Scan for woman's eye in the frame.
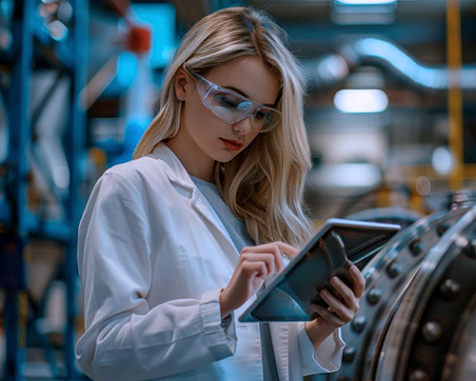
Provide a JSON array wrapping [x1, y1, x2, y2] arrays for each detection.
[[214, 94, 240, 108], [255, 110, 267, 120]]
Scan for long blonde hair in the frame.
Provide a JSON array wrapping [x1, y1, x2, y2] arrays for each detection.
[[134, 7, 313, 247]]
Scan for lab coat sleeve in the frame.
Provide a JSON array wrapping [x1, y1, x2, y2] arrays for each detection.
[[297, 322, 345, 375], [75, 172, 237, 380]]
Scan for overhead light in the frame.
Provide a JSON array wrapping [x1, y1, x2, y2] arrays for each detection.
[[334, 89, 388, 113], [432, 146, 454, 175], [332, 0, 397, 24], [335, 0, 397, 5], [310, 163, 382, 195]]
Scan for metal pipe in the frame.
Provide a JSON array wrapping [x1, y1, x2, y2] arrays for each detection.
[[304, 37, 476, 91]]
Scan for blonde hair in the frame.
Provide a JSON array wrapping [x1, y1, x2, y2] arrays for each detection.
[[134, 7, 313, 247]]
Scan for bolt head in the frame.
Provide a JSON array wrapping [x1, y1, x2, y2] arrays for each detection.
[[409, 239, 423, 256], [342, 347, 356, 363], [439, 279, 460, 301], [386, 262, 402, 278], [422, 321, 442, 344], [366, 288, 382, 305], [409, 368, 429, 381], [351, 315, 366, 333]]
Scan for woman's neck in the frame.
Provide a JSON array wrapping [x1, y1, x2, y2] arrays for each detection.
[[165, 138, 215, 183]]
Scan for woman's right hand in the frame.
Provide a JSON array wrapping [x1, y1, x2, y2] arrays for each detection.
[[219, 241, 298, 318]]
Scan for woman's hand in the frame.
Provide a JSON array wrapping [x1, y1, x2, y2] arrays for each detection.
[[305, 264, 365, 348], [219, 242, 298, 318]]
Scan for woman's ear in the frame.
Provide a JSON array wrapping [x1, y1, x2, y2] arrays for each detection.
[[174, 68, 189, 102]]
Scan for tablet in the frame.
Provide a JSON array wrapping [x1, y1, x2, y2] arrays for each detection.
[[238, 218, 401, 322]]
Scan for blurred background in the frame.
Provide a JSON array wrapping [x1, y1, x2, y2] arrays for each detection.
[[0, 0, 475, 379]]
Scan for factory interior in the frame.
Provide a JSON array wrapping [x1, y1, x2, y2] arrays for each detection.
[[1, 0, 476, 380]]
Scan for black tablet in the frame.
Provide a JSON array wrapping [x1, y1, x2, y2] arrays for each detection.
[[238, 218, 401, 322]]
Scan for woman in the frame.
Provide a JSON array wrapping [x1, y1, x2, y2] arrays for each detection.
[[75, 7, 365, 380]]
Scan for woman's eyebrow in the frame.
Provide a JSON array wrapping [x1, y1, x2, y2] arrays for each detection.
[[225, 86, 275, 107]]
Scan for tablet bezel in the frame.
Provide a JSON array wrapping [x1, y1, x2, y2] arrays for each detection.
[[238, 218, 401, 322]]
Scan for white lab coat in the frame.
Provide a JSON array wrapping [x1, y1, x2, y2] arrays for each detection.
[[75, 143, 345, 380]]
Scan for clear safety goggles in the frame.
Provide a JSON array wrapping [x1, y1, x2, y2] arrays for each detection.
[[186, 69, 281, 133]]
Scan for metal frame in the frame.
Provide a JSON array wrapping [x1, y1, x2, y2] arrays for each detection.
[[2, 0, 34, 379], [1, 0, 88, 379], [64, 0, 88, 377]]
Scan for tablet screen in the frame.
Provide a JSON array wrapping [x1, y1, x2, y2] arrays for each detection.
[[238, 219, 400, 322]]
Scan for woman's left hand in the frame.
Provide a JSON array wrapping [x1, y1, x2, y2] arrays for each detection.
[[312, 264, 365, 327], [305, 264, 365, 347]]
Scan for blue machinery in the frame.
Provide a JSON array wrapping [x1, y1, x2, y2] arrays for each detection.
[[0, 2, 247, 378], [0, 1, 246, 377], [0, 0, 88, 379]]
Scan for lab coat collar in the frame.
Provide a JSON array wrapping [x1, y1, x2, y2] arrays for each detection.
[[151, 143, 240, 266], [151, 143, 195, 192]]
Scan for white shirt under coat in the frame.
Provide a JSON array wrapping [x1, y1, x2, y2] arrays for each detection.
[[75, 143, 345, 380]]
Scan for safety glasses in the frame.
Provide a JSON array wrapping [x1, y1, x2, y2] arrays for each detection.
[[186, 69, 281, 133]]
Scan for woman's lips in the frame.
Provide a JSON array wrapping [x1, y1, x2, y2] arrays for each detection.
[[220, 138, 243, 151]]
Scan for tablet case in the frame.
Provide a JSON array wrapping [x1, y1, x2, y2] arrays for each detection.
[[238, 218, 401, 322]]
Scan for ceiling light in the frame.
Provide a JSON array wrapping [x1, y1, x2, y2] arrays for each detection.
[[432, 146, 453, 175], [310, 163, 382, 195], [336, 0, 397, 5], [332, 0, 397, 25], [334, 89, 388, 113]]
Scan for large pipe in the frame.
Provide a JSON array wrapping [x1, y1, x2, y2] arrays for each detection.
[[303, 37, 476, 91]]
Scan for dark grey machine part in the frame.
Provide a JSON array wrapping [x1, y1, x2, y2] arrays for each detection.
[[375, 206, 476, 381], [312, 193, 476, 381]]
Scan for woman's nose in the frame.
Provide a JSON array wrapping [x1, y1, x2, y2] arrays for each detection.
[[232, 116, 254, 135]]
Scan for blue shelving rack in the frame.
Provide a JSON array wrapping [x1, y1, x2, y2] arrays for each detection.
[[2, 1, 34, 379], [0, 1, 88, 379]]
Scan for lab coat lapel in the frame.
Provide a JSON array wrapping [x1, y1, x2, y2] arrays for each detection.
[[270, 322, 290, 381], [152, 143, 240, 266], [190, 191, 240, 265]]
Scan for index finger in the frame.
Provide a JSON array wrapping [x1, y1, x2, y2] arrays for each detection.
[[244, 244, 282, 273], [274, 241, 299, 259], [349, 265, 365, 299]]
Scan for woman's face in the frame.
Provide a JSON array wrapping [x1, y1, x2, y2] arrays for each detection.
[[168, 55, 281, 182]]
